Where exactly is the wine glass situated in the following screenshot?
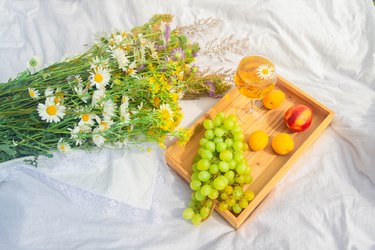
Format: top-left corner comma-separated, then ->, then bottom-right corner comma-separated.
234,55 -> 276,120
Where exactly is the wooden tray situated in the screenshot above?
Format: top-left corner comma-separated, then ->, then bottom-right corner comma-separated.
165,75 -> 335,229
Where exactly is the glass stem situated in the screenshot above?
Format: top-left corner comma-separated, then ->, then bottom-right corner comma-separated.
248,99 -> 256,113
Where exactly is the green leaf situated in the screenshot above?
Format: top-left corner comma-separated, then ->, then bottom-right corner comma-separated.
0,144 -> 17,156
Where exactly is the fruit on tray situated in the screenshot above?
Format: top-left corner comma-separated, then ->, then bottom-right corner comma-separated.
182,112 -> 254,225
271,133 -> 294,155
248,130 -> 269,151
284,104 -> 312,132
262,89 -> 285,109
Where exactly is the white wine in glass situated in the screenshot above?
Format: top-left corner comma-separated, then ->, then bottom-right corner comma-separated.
234,55 -> 276,119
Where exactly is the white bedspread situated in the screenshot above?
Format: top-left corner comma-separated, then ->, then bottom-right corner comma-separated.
1,0 -> 375,249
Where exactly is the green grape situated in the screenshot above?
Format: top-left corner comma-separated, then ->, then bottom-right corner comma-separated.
198,148 -> 205,156
244,175 -> 252,184
195,190 -> 206,201
219,175 -> 229,186
197,159 -> 210,171
199,138 -> 209,147
233,152 -> 244,162
228,159 -> 237,169
214,128 -> 225,137
213,116 -> 223,127
217,112 -> 225,120
239,199 -> 249,209
191,214 -> 202,225
236,162 -> 247,174
233,188 -> 243,199
216,142 -> 227,153
209,164 -> 219,175
232,141 -> 243,151
224,170 -> 235,181
220,150 -> 233,162
224,185 -> 233,194
233,131 -> 245,141
223,119 -> 235,130
232,126 -> 242,133
227,114 -> 238,123
192,163 -> 198,172
205,130 -> 215,140
235,176 -> 245,184
190,180 -> 202,190
208,189 -> 219,199
214,137 -> 224,144
194,155 -> 202,163
242,143 -> 249,151
188,200 -> 196,208
219,202 -> 228,211
213,177 -> 227,190
199,149 -> 213,160
204,141 -> 216,152
205,199 -> 213,208
227,197 -> 236,207
183,208 -> 195,220
200,184 -> 212,196
191,172 -> 199,181
220,192 -> 228,200
232,203 -> 242,214
228,178 -> 235,185
219,161 -> 230,172
224,138 -> 233,148
200,207 -> 211,219
203,119 -> 214,130
244,190 -> 255,201
198,171 -> 211,182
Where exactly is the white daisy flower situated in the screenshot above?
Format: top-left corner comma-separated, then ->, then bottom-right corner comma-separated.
92,133 -> 105,147
99,118 -> 114,131
92,89 -> 106,106
102,99 -> 116,118
121,95 -> 130,108
37,98 -> 66,123
114,34 -> 124,45
69,124 -> 91,146
119,105 -> 131,124
127,61 -> 137,76
74,75 -> 83,84
90,66 -> 111,89
90,56 -> 101,69
45,87 -> 54,97
28,87 -> 40,99
57,138 -> 71,153
112,48 -> 129,71
256,64 -> 275,80
73,82 -> 89,103
78,113 -> 96,126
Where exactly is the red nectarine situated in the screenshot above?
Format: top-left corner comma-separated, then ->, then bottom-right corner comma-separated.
284,104 -> 312,132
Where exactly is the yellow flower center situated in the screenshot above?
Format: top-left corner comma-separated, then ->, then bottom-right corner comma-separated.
94,73 -> 104,83
60,145 -> 65,151
82,114 -> 90,122
101,121 -> 108,129
262,69 -> 269,75
29,91 -> 35,97
46,105 -> 57,115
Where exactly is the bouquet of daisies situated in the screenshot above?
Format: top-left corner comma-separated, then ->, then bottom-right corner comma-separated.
0,14 -> 231,164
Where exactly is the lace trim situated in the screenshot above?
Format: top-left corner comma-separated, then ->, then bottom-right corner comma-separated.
0,163 -> 164,225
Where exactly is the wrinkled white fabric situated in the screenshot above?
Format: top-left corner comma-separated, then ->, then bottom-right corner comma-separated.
1,0 -> 375,249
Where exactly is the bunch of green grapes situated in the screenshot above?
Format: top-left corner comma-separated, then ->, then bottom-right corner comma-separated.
182,112 -> 255,225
